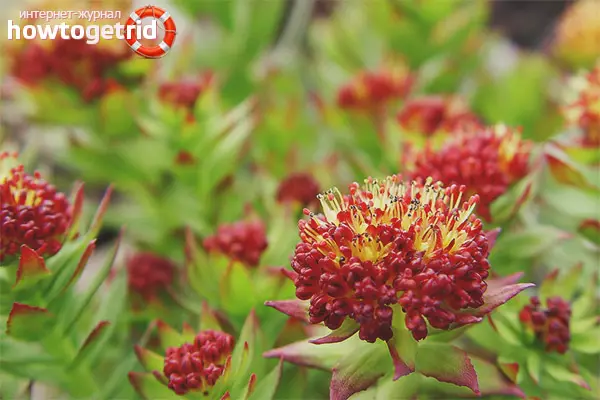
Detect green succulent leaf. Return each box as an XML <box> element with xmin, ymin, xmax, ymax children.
<box><xmin>414</xmin><ymin>343</ymin><xmax>480</xmax><ymax>395</ymax></box>
<box><xmin>6</xmin><ymin>303</ymin><xmax>53</xmax><ymax>341</ymax></box>
<box><xmin>247</xmin><ymin>359</ymin><xmax>283</xmax><ymax>400</ymax></box>
<box><xmin>12</xmin><ymin>245</ymin><xmax>51</xmax><ymax>290</ymax></box>
<box><xmin>128</xmin><ymin>371</ymin><xmax>178</xmax><ymax>400</ymax></box>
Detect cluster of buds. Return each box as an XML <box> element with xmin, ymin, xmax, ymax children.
<box><xmin>10</xmin><ymin>38</ymin><xmax>131</xmax><ymax>102</ymax></box>
<box><xmin>163</xmin><ymin>330</ymin><xmax>235</xmax><ymax>395</ymax></box>
<box><xmin>519</xmin><ymin>296</ymin><xmax>571</xmax><ymax>354</ymax></box>
<box><xmin>158</xmin><ymin>73</ymin><xmax>214</xmax><ymax>113</ymax></box>
<box><xmin>552</xmin><ymin>0</ymin><xmax>600</xmax><ymax>69</ymax></box>
<box><xmin>276</xmin><ymin>172</ymin><xmax>321</xmax><ymax>208</ymax></box>
<box><xmin>1</xmin><ymin>152</ymin><xmax>72</xmax><ymax>262</ymax></box>
<box><xmin>337</xmin><ymin>65</ymin><xmax>414</xmax><ymax>111</ymax></box>
<box><xmin>396</xmin><ymin>95</ymin><xmax>482</xmax><ymax>136</ymax></box>
<box><xmin>203</xmin><ymin>220</ymin><xmax>268</xmax><ymax>268</ymax></box>
<box><xmin>291</xmin><ymin>175</ymin><xmax>492</xmax><ymax>342</ymax></box>
<box><xmin>126</xmin><ymin>252</ymin><xmax>175</xmax><ymax>301</ymax></box>
<box><xmin>562</xmin><ymin>64</ymin><xmax>600</xmax><ymax>147</ymax></box>
<box><xmin>411</xmin><ymin>125</ymin><xmax>531</xmax><ymax>222</ymax></box>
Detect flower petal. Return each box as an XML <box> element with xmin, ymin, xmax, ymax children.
<box><xmin>265</xmin><ymin>299</ymin><xmax>310</xmax><ymax>323</ymax></box>
<box><xmin>6</xmin><ymin>303</ymin><xmax>52</xmax><ymax>341</ymax></box>
<box><xmin>309</xmin><ymin>319</ymin><xmax>359</xmax><ymax>344</ymax></box>
<box><xmin>13</xmin><ymin>245</ymin><xmax>51</xmax><ymax>290</ymax></box>
<box><xmin>415</xmin><ymin>343</ymin><xmax>480</xmax><ymax>395</ymax></box>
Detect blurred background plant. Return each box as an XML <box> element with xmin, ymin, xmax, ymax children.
<box><xmin>1</xmin><ymin>0</ymin><xmax>598</xmax><ymax>399</ymax></box>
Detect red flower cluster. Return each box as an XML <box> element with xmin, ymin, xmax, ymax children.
<box><xmin>411</xmin><ymin>125</ymin><xmax>531</xmax><ymax>222</ymax></box>
<box><xmin>397</xmin><ymin>95</ymin><xmax>482</xmax><ymax>136</ymax></box>
<box><xmin>10</xmin><ymin>38</ymin><xmax>131</xmax><ymax>102</ymax></box>
<box><xmin>203</xmin><ymin>220</ymin><xmax>268</xmax><ymax>267</ymax></box>
<box><xmin>163</xmin><ymin>330</ymin><xmax>235</xmax><ymax>395</ymax></box>
<box><xmin>563</xmin><ymin>64</ymin><xmax>600</xmax><ymax>146</ymax></box>
<box><xmin>337</xmin><ymin>67</ymin><xmax>414</xmax><ymax>110</ymax></box>
<box><xmin>519</xmin><ymin>296</ymin><xmax>571</xmax><ymax>354</ymax></box>
<box><xmin>292</xmin><ymin>175</ymin><xmax>491</xmax><ymax>342</ymax></box>
<box><xmin>276</xmin><ymin>172</ymin><xmax>321</xmax><ymax>208</ymax></box>
<box><xmin>0</xmin><ymin>153</ymin><xmax>71</xmax><ymax>262</ymax></box>
<box><xmin>158</xmin><ymin>73</ymin><xmax>213</xmax><ymax>111</ymax></box>
<box><xmin>126</xmin><ymin>252</ymin><xmax>175</xmax><ymax>300</ymax></box>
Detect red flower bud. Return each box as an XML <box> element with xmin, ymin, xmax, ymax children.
<box><xmin>276</xmin><ymin>172</ymin><xmax>321</xmax><ymax>208</ymax></box>
<box><xmin>520</xmin><ymin>296</ymin><xmax>572</xmax><ymax>354</ymax></box>
<box><xmin>163</xmin><ymin>330</ymin><xmax>234</xmax><ymax>395</ymax></box>
<box><xmin>126</xmin><ymin>252</ymin><xmax>175</xmax><ymax>301</ymax></box>
<box><xmin>203</xmin><ymin>220</ymin><xmax>268</xmax><ymax>268</ymax></box>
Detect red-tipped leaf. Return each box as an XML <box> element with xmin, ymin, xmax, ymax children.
<box><xmin>13</xmin><ymin>245</ymin><xmax>51</xmax><ymax>289</ymax></box>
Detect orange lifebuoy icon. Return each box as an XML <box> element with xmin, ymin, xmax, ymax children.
<box><xmin>124</xmin><ymin>6</ymin><xmax>176</xmax><ymax>59</ymax></box>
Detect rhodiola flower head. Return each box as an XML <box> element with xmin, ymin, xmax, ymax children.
<box><xmin>411</xmin><ymin>125</ymin><xmax>531</xmax><ymax>222</ymax></box>
<box><xmin>203</xmin><ymin>220</ymin><xmax>268</xmax><ymax>268</ymax></box>
<box><xmin>519</xmin><ymin>296</ymin><xmax>571</xmax><ymax>354</ymax></box>
<box><xmin>159</xmin><ymin>73</ymin><xmax>214</xmax><ymax>111</ymax></box>
<box><xmin>0</xmin><ymin>152</ymin><xmax>71</xmax><ymax>262</ymax></box>
<box><xmin>553</xmin><ymin>0</ymin><xmax>600</xmax><ymax>69</ymax></box>
<box><xmin>396</xmin><ymin>95</ymin><xmax>482</xmax><ymax>136</ymax></box>
<box><xmin>126</xmin><ymin>252</ymin><xmax>175</xmax><ymax>301</ymax></box>
<box><xmin>276</xmin><ymin>172</ymin><xmax>321</xmax><ymax>208</ymax></box>
<box><xmin>337</xmin><ymin>65</ymin><xmax>414</xmax><ymax>111</ymax></box>
<box><xmin>292</xmin><ymin>175</ymin><xmax>491</xmax><ymax>342</ymax></box>
<box><xmin>163</xmin><ymin>330</ymin><xmax>235</xmax><ymax>395</ymax></box>
<box><xmin>563</xmin><ymin>64</ymin><xmax>600</xmax><ymax>147</ymax></box>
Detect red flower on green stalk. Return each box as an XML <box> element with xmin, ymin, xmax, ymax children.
<box><xmin>130</xmin><ymin>308</ymin><xmax>282</xmax><ymax>399</ymax></box>
<box><xmin>337</xmin><ymin>66</ymin><xmax>414</xmax><ymax>111</ymax></box>
<box><xmin>396</xmin><ymin>95</ymin><xmax>482</xmax><ymax>136</ymax></box>
<box><xmin>519</xmin><ymin>296</ymin><xmax>571</xmax><ymax>354</ymax></box>
<box><xmin>203</xmin><ymin>220</ymin><xmax>268</xmax><ymax>268</ymax></box>
<box><xmin>158</xmin><ymin>73</ymin><xmax>214</xmax><ymax>112</ymax></box>
<box><xmin>276</xmin><ymin>172</ymin><xmax>321</xmax><ymax>208</ymax></box>
<box><xmin>1</xmin><ymin>152</ymin><xmax>72</xmax><ymax>262</ymax></box>
<box><xmin>562</xmin><ymin>64</ymin><xmax>600</xmax><ymax>147</ymax></box>
<box><xmin>411</xmin><ymin>125</ymin><xmax>532</xmax><ymax>222</ymax></box>
<box><xmin>126</xmin><ymin>252</ymin><xmax>175</xmax><ymax>302</ymax></box>
<box><xmin>270</xmin><ymin>175</ymin><xmax>532</xmax><ymax>342</ymax></box>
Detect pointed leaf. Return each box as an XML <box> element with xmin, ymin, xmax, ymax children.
<box><xmin>68</xmin><ymin>182</ymin><xmax>85</xmax><ymax>238</ymax></box>
<box><xmin>64</xmin><ymin>229</ymin><xmax>122</xmax><ymax>331</ymax></box>
<box><xmin>6</xmin><ymin>303</ymin><xmax>52</xmax><ymax>341</ymax></box>
<box><xmin>491</xmin><ymin>176</ymin><xmax>535</xmax><ymax>223</ymax></box>
<box><xmin>473</xmin><ymin>282</ymin><xmax>535</xmax><ymax>316</ymax></box>
<box><xmin>13</xmin><ymin>245</ymin><xmax>51</xmax><ymax>289</ymax></box>
<box><xmin>156</xmin><ymin>320</ymin><xmax>184</xmax><ymax>350</ymax></box>
<box><xmin>571</xmin><ymin>327</ymin><xmax>600</xmax><ymax>354</ymax></box>
<box><xmin>539</xmin><ymin>269</ymin><xmax>560</xmax><ymax>303</ymax></box>
<box><xmin>546</xmin><ymin>151</ymin><xmax>598</xmax><ymax>190</ymax></box>
<box><xmin>63</xmin><ymin>240</ymin><xmax>96</xmax><ymax>292</ymax></box>
<box><xmin>310</xmin><ymin>319</ymin><xmax>359</xmax><ymax>344</ymax></box>
<box><xmin>264</xmin><ymin>339</ymin><xmax>349</xmax><ymax>370</ymax></box>
<box><xmin>241</xmin><ymin>374</ymin><xmax>257</xmax><ymax>400</ymax></box>
<box><xmin>199</xmin><ymin>301</ymin><xmax>222</xmax><ymax>331</ymax></box>
<box><xmin>247</xmin><ymin>359</ymin><xmax>283</xmax><ymax>400</ymax></box>
<box><xmin>498</xmin><ymin>357</ymin><xmax>519</xmax><ymax>383</ymax></box>
<box><xmin>69</xmin><ymin>321</ymin><xmax>111</xmax><ymax>369</ymax></box>
<box><xmin>181</xmin><ymin>322</ymin><xmax>196</xmax><ymax>343</ymax></box>
<box><xmin>387</xmin><ymin>309</ymin><xmax>418</xmax><ymax>379</ymax></box>
<box><xmin>414</xmin><ymin>343</ymin><xmax>480</xmax><ymax>395</ymax></box>
<box><xmin>579</xmin><ymin>219</ymin><xmax>600</xmax><ymax>245</ymax></box>
<box><xmin>526</xmin><ymin>351</ymin><xmax>541</xmax><ymax>384</ymax></box>
<box><xmin>88</xmin><ymin>185</ymin><xmax>113</xmax><ymax>237</ymax></box>
<box><xmin>264</xmin><ymin>300</ymin><xmax>309</xmax><ymax>323</ymax></box>
<box><xmin>134</xmin><ymin>345</ymin><xmax>165</xmax><ymax>373</ymax></box>
<box><xmin>330</xmin><ymin>340</ymin><xmax>390</xmax><ymax>400</ymax></box>
<box><xmin>128</xmin><ymin>372</ymin><xmax>177</xmax><ymax>400</ymax></box>
<box><xmin>232</xmin><ymin>310</ymin><xmax>259</xmax><ymax>373</ymax></box>
<box><xmin>470</xmin><ymin>357</ymin><xmax>525</xmax><ymax>398</ymax></box>
<box><xmin>485</xmin><ymin>228</ymin><xmax>501</xmax><ymax>250</ymax></box>
<box><xmin>545</xmin><ymin>362</ymin><xmax>591</xmax><ymax>390</ymax></box>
